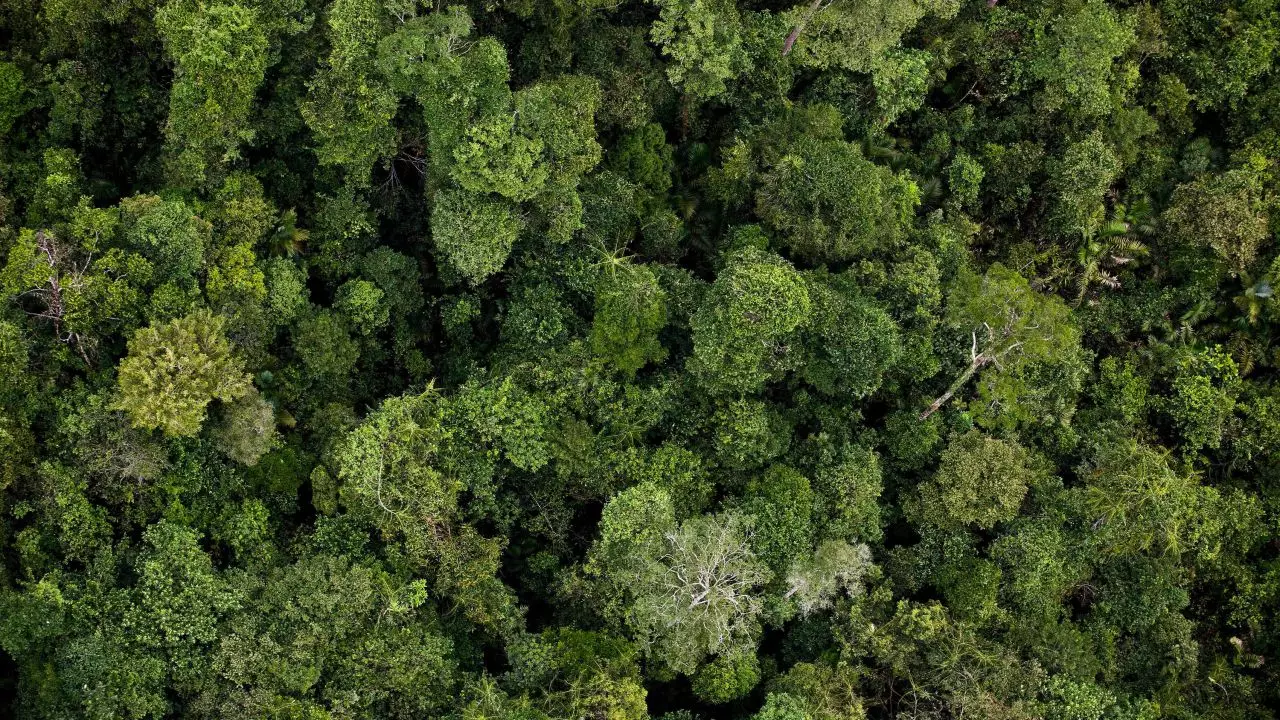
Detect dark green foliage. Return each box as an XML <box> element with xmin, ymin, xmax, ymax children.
<box><xmin>0</xmin><ymin>62</ymin><xmax>25</xmax><ymax>140</ymax></box>
<box><xmin>744</xmin><ymin>465</ymin><xmax>813</xmax><ymax>573</ymax></box>
<box><xmin>1163</xmin><ymin>160</ymin><xmax>1271</xmax><ymax>275</ymax></box>
<box><xmin>801</xmin><ymin>275</ymin><xmax>901</xmax><ymax>398</ymax></box>
<box><xmin>756</xmin><ymin>134</ymin><xmax>918</xmax><ymax>262</ymax></box>
<box><xmin>2</xmin><ymin>2</ymin><xmax>1278</xmax><ymax>718</ymax></box>
<box><xmin>292</xmin><ymin>309</ymin><xmax>359</xmax><ymax>383</ymax></box>
<box><xmin>689</xmin><ymin>246</ymin><xmax>812</xmax><ymax>394</ymax></box>
<box><xmin>590</xmin><ymin>263</ymin><xmax>668</xmax><ymax>375</ymax></box>
<box><xmin>609</xmin><ymin>123</ymin><xmax>674</xmax><ymax>194</ymax></box>
<box><xmin>120</xmin><ymin>195</ymin><xmax>210</xmax><ymax>286</ymax></box>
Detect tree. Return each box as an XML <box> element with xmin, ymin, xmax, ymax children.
<box><xmin>756</xmin><ymin>135</ymin><xmax>918</xmax><ymax>262</ymax></box>
<box><xmin>126</xmin><ymin>521</ymin><xmax>238</xmax><ymax>689</ymax></box>
<box><xmin>156</xmin><ymin>1</ymin><xmax>269</xmax><ymax>185</ymax></box>
<box><xmin>587</xmin><ymin>482</ymin><xmax>677</xmax><ymax>586</ymax></box>
<box><xmin>119</xmin><ymin>195</ymin><xmax>210</xmax><ymax>286</ymax></box>
<box><xmin>515</xmin><ymin>75</ymin><xmax>603</xmax><ymax>188</ymax></box>
<box><xmin>1071</xmin><ymin>202</ymin><xmax>1151</xmax><ymax>303</ymax></box>
<box><xmin>505</xmin><ymin>629</ymin><xmax>647</xmax><ymax>720</ymax></box>
<box><xmin>800</xmin><ymin>275</ymin><xmax>901</xmax><ymax>398</ymax></box>
<box><xmin>292</xmin><ymin>310</ymin><xmax>360</xmax><ymax>383</ymax></box>
<box><xmin>451</xmin><ymin>112</ymin><xmax>547</xmax><ymax>202</ymax></box>
<box><xmin>335</xmin><ymin>388</ymin><xmax>458</xmax><ymax>557</ymax></box>
<box><xmin>0</xmin><ymin>61</ymin><xmax>25</xmax><ymax>140</ymax></box>
<box><xmin>769</xmin><ymin>663</ymin><xmax>866</xmax><ymax>720</ymax></box>
<box><xmin>1028</xmin><ymin>0</ymin><xmax>1135</xmax><ymax>119</ymax></box>
<box><xmin>710</xmin><ymin>396</ymin><xmax>790</xmax><ymax>470</ymax></box>
<box><xmin>262</xmin><ymin>258</ymin><xmax>309</xmax><ymax>325</ymax></box>
<box><xmin>515</xmin><ymin>75</ymin><xmax>604</xmax><ymax>241</ymax></box>
<box><xmin>301</xmin><ymin>0</ymin><xmax>397</xmax><ymax>181</ymax></box>
<box><xmin>113</xmin><ymin>309</ymin><xmax>252</xmax><ymax>436</ymax></box>
<box><xmin>1080</xmin><ymin>441</ymin><xmax>1205</xmax><ymax>556</ymax></box>
<box><xmin>914</xmin><ymin>431</ymin><xmax>1034</xmax><ymax>530</ymax></box>
<box><xmin>210</xmin><ymin>388</ymin><xmax>278</xmax><ymax>466</ymax></box>
<box><xmin>0</xmin><ymin>228</ymin><xmax>133</xmax><ymax>361</ymax></box>
<box><xmin>753</xmin><ymin>692</ymin><xmax>813</xmax><ymax>720</ymax></box>
<box><xmin>1163</xmin><ymin>160</ymin><xmax>1271</xmax><ymax>276</ymax></box>
<box><xmin>744</xmin><ymin>465</ymin><xmax>813</xmax><ymax>574</ymax></box>
<box><xmin>921</xmin><ymin>263</ymin><xmax>1079</xmax><ymax>419</ymax></box>
<box><xmin>631</xmin><ymin>512</ymin><xmax>769</xmax><ymax>673</ymax></box>
<box><xmin>1049</xmin><ymin>132</ymin><xmax>1121</xmax><ymax>239</ymax></box>
<box><xmin>589</xmin><ymin>494</ymin><xmax>769</xmax><ymax>674</ymax></box>
<box><xmin>812</xmin><ymin>446</ymin><xmax>884</xmax><ymax>543</ymax></box>
<box><xmin>609</xmin><ymin>123</ymin><xmax>674</xmax><ymax>194</ymax></box>
<box><xmin>377</xmin><ymin>8</ymin><xmax>511</xmax><ymax>179</ymax></box>
<box><xmin>689</xmin><ymin>247</ymin><xmax>812</xmax><ymax>395</ymax></box>
<box><xmin>335</xmin><ymin>278</ymin><xmax>390</xmax><ymax>334</ymax></box>
<box><xmin>1162</xmin><ymin>345</ymin><xmax>1242</xmax><ymax>452</ymax></box>
<box><xmin>649</xmin><ymin>0</ymin><xmax>748</xmax><ymax>100</ymax></box>
<box><xmin>432</xmin><ymin>189</ymin><xmax>524</xmax><ymax>285</ymax></box>
<box><xmin>784</xmin><ymin>540</ymin><xmax>873</xmax><ymax>616</ymax></box>
<box><xmin>780</xmin><ymin>0</ymin><xmax>959</xmax><ymax>72</ymax></box>
<box><xmin>692</xmin><ymin>649</ymin><xmax>761</xmax><ymax>703</ymax></box>
<box><xmin>590</xmin><ymin>263</ymin><xmax>668</xmax><ymax>375</ymax></box>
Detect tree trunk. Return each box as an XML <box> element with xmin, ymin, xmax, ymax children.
<box><xmin>920</xmin><ymin>355</ymin><xmax>989</xmax><ymax>420</ymax></box>
<box><xmin>782</xmin><ymin>0</ymin><xmax>826</xmax><ymax>56</ymax></box>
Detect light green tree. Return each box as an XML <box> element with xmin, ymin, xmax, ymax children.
<box><xmin>649</xmin><ymin>0</ymin><xmax>747</xmax><ymax>100</ymax></box>
<box><xmin>432</xmin><ymin>189</ymin><xmax>524</xmax><ymax>285</ymax></box>
<box><xmin>1164</xmin><ymin>345</ymin><xmax>1242</xmax><ymax>452</ymax></box>
<box><xmin>335</xmin><ymin>388</ymin><xmax>460</xmax><ymax>558</ymax></box>
<box><xmin>914</xmin><ymin>431</ymin><xmax>1034</xmax><ymax>530</ymax></box>
<box><xmin>335</xmin><ymin>279</ymin><xmax>390</xmax><ymax>335</ymax></box>
<box><xmin>1081</xmin><ymin>441</ymin><xmax>1206</xmax><ymax>556</ymax></box>
<box><xmin>451</xmin><ymin>112</ymin><xmax>548</xmax><ymax>202</ymax></box>
<box><xmin>301</xmin><ymin>0</ymin><xmax>397</xmax><ymax>182</ymax></box>
<box><xmin>156</xmin><ymin>1</ymin><xmax>269</xmax><ymax>185</ymax></box>
<box><xmin>590</xmin><ymin>263</ymin><xmax>668</xmax><ymax>376</ymax></box>
<box><xmin>1029</xmin><ymin>0</ymin><xmax>1135</xmax><ymax>119</ymax></box>
<box><xmin>780</xmin><ymin>0</ymin><xmax>959</xmax><ymax>72</ymax></box>
<box><xmin>113</xmin><ymin>309</ymin><xmax>252</xmax><ymax>436</ymax></box>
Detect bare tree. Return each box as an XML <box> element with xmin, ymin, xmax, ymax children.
<box><xmin>920</xmin><ymin>264</ymin><xmax>1077</xmax><ymax>420</ymax></box>
<box><xmin>12</xmin><ymin>231</ymin><xmax>95</xmax><ymax>365</ymax></box>
<box><xmin>631</xmin><ymin>512</ymin><xmax>769</xmax><ymax>673</ymax></box>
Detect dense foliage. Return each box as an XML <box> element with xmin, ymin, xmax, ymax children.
<box><xmin>1</xmin><ymin>0</ymin><xmax>1279</xmax><ymax>718</ymax></box>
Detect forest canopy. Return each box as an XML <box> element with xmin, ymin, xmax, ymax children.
<box><xmin>1</xmin><ymin>0</ymin><xmax>1279</xmax><ymax>718</ymax></box>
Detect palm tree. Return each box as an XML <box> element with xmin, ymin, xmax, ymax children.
<box><xmin>1073</xmin><ymin>200</ymin><xmax>1152</xmax><ymax>304</ymax></box>
<box><xmin>269</xmin><ymin>209</ymin><xmax>309</xmax><ymax>257</ymax></box>
<box><xmin>1232</xmin><ymin>271</ymin><xmax>1274</xmax><ymax>326</ymax></box>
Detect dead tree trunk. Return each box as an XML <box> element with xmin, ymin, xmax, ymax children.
<box><xmin>782</xmin><ymin>0</ymin><xmax>830</xmax><ymax>56</ymax></box>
